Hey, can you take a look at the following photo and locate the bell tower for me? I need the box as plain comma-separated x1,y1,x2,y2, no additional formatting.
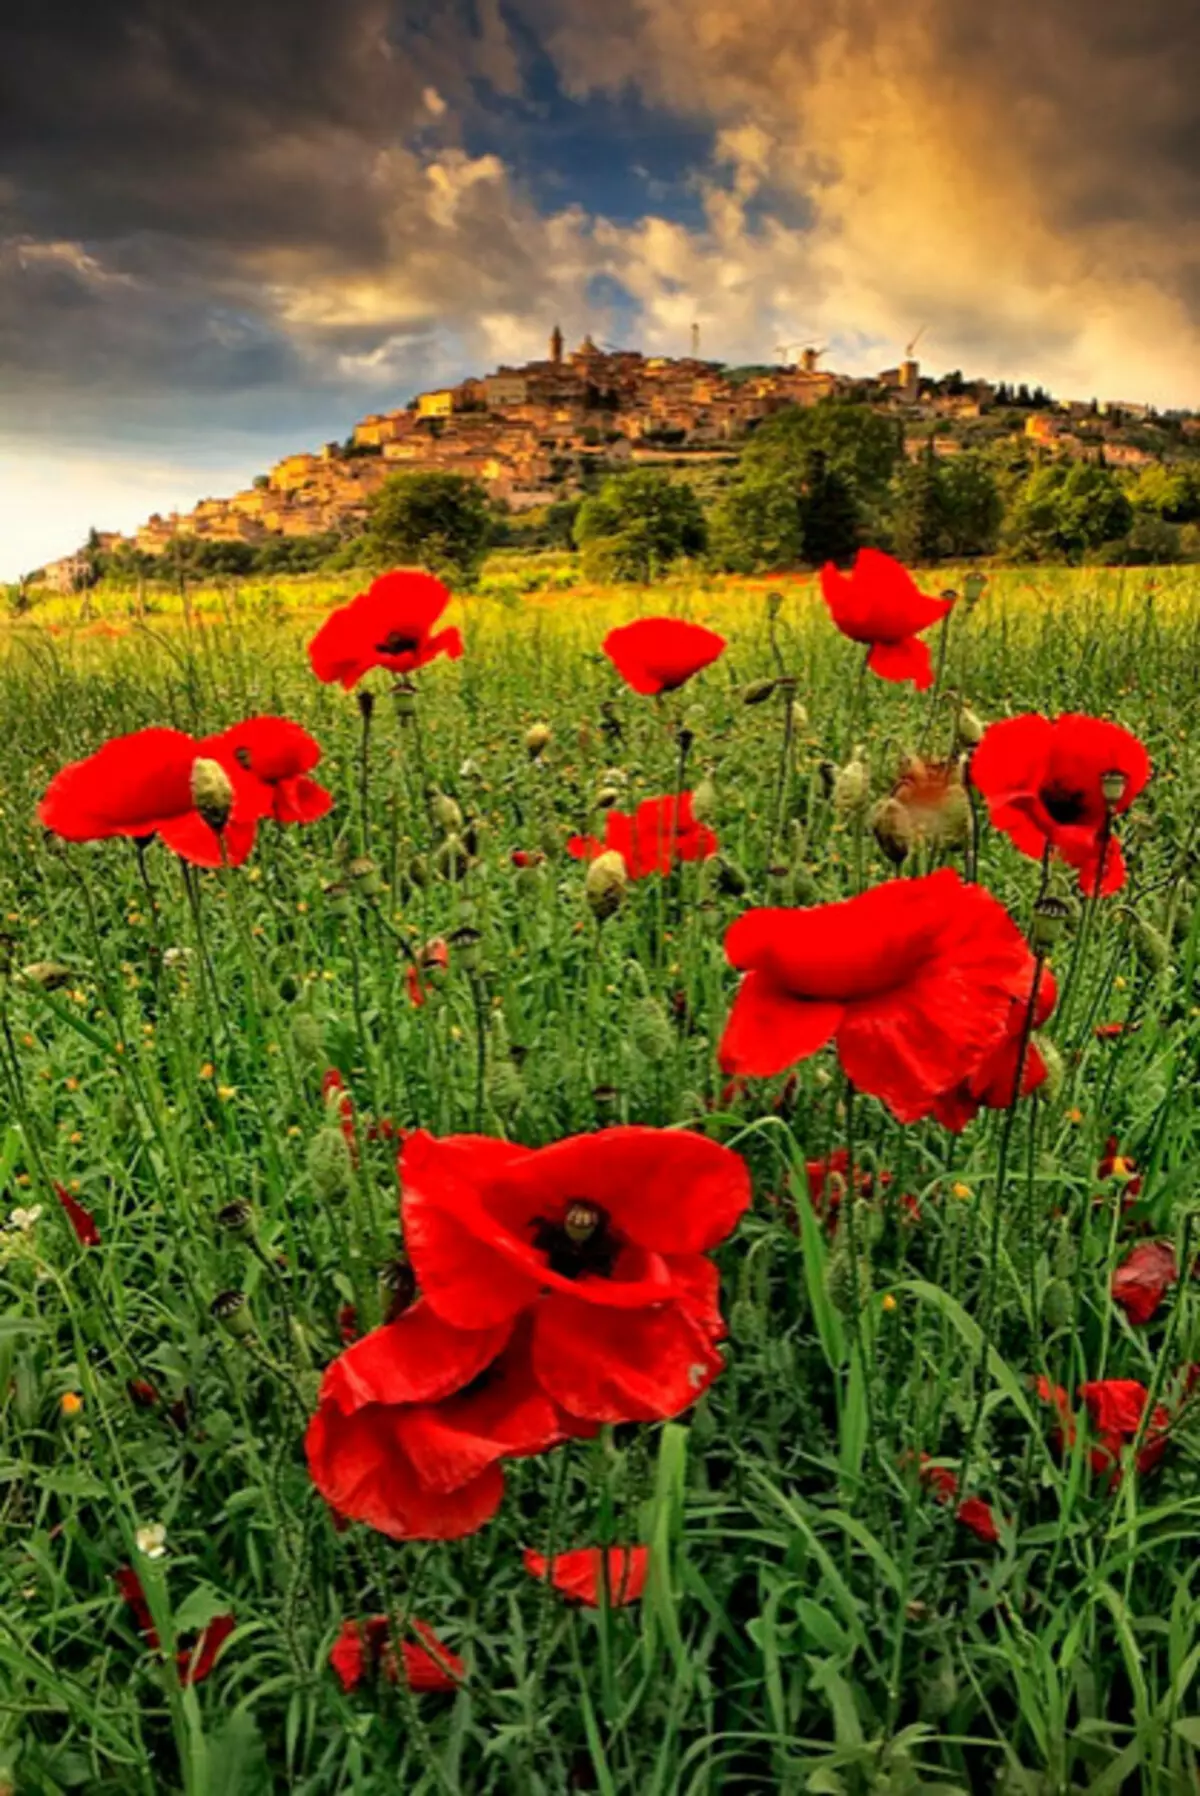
550,323,563,365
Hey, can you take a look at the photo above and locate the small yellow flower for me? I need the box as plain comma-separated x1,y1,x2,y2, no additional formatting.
287,1125,301,1138
296,900,309,914
71,989,87,1005
60,1392,83,1418
127,911,143,926
881,1293,897,1313
952,1181,972,1201
21,1033,34,1049
65,1077,79,1093
267,1041,280,1055
69,1131,82,1146
199,1062,214,1080
1114,975,1127,991
69,1179,81,1194
217,1085,237,1102
15,1173,30,1188
1067,1107,1084,1124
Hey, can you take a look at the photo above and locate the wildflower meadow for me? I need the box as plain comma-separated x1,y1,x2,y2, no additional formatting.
0,558,1197,1795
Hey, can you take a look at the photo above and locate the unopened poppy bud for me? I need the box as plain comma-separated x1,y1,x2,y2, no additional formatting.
290,1011,324,1067
524,721,552,759
190,758,233,835
348,856,383,899
1100,768,1128,808
322,878,351,916
957,705,985,747
741,678,778,706
357,689,376,723
539,820,565,859
691,775,717,822
825,1240,870,1317
215,1199,254,1240
435,836,470,882
1131,916,1169,971
1042,1277,1072,1329
790,699,809,731
833,756,870,815
485,1057,525,1119
1034,1034,1064,1100
765,590,784,619
514,861,545,900
430,793,463,835
564,1201,601,1245
20,961,75,990
211,1290,254,1339
817,759,837,798
963,571,986,610
600,767,628,791
729,1297,764,1345
407,851,429,889
1031,895,1072,952
871,797,913,866
392,680,417,722
630,996,673,1064
595,786,622,810
307,1127,353,1203
585,850,627,921
447,924,483,971
921,1658,960,1721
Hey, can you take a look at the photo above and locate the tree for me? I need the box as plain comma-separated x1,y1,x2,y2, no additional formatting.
1003,462,1133,561
740,399,901,507
573,469,706,582
707,470,804,572
892,448,945,564
939,453,1003,558
799,449,859,568
366,472,492,587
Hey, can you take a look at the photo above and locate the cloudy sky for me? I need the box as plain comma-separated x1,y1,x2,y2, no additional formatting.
3,0,1200,576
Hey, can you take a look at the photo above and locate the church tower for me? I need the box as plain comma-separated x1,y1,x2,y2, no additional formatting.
550,323,563,365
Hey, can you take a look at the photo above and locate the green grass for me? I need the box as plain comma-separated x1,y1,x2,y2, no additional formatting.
0,571,1197,1794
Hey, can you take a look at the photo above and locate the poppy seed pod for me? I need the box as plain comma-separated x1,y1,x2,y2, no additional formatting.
595,786,622,810
20,961,75,990
539,820,565,859
322,879,352,916
709,855,748,897
1031,895,1072,953
430,793,463,835
211,1290,254,1339
447,924,483,972
407,851,429,889
585,850,628,921
190,758,234,835
833,754,870,815
307,1127,353,1203
742,678,778,707
392,679,417,722
1131,916,1170,972
485,1056,525,1119
356,689,376,723
215,1199,254,1240
348,855,383,899
871,797,913,867
957,705,985,747
630,996,673,1064
1042,1276,1072,1329
1100,768,1129,809
524,721,552,759
765,590,784,619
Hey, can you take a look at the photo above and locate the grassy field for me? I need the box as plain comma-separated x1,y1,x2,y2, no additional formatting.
0,565,1198,1795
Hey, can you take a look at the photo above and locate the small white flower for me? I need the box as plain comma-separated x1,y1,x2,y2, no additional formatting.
9,1205,43,1232
162,947,194,970
136,1523,167,1560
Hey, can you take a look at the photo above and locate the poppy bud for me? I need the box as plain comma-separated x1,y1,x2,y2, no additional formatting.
357,689,376,723
215,1199,254,1240
514,862,545,900
539,820,565,859
825,1238,871,1317
1100,768,1128,808
322,879,351,916
525,721,552,760
790,699,809,731
595,786,622,810
430,793,463,835
1033,1034,1064,1100
447,924,483,971
392,680,417,722
920,1659,960,1721
833,755,870,815
585,850,628,921
563,1202,601,1245
1130,917,1169,972
709,855,748,897
963,571,986,610
766,591,783,618
407,851,429,889
210,1290,254,1339
600,767,628,791
307,1127,353,1203
741,679,778,706
348,856,383,899
190,758,233,835
1031,895,1072,952
691,775,717,822
20,961,75,990
485,1057,525,1119
630,996,672,1064
290,1011,324,1067
435,836,470,882
957,705,985,747
1042,1277,1072,1329
871,797,913,867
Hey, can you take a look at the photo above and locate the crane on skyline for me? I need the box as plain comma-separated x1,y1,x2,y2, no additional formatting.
905,325,927,360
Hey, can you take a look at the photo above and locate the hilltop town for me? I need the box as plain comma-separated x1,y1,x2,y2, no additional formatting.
40,329,1200,588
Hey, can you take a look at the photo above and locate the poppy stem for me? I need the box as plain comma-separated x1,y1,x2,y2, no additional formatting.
357,691,374,858
917,601,955,756
841,1078,882,1463
1056,810,1114,1035
768,676,798,864
963,749,981,883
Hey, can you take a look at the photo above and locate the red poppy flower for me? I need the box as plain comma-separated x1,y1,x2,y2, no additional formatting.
969,713,1150,897
932,966,1058,1132
955,1496,1001,1545
601,618,726,696
53,1180,99,1246
1112,1240,1178,1326
917,1454,960,1503
322,1070,357,1150
201,716,332,826
819,550,954,690
308,570,463,690
115,1568,235,1685
330,1616,463,1693
127,1378,162,1408
1097,1137,1142,1191
38,728,267,869
337,1304,360,1345
305,1301,571,1541
511,849,544,869
407,938,449,1008
1079,1378,1171,1479
523,1546,650,1607
401,1126,749,1425
567,794,718,879
718,870,1039,1124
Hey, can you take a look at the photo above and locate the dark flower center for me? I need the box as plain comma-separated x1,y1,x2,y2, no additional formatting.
234,746,253,771
376,630,421,656
1040,782,1088,826
531,1201,619,1280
